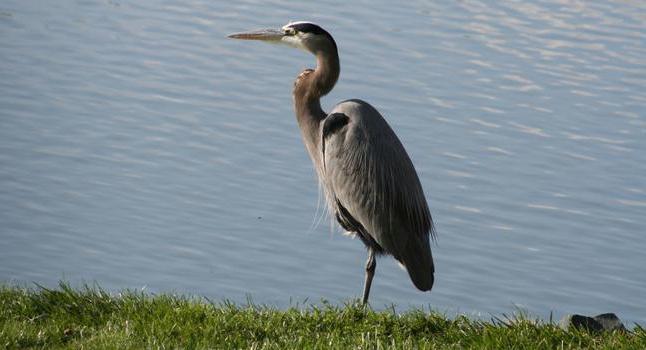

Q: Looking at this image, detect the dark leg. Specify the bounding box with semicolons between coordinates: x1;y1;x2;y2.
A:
361;247;376;306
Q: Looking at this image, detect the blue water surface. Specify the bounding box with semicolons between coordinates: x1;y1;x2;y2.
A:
1;0;645;325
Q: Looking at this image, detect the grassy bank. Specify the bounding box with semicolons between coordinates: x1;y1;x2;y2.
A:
1;283;643;349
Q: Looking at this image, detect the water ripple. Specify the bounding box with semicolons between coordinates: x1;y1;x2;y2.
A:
1;0;645;325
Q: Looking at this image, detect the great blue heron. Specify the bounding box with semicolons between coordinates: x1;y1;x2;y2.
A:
228;22;435;305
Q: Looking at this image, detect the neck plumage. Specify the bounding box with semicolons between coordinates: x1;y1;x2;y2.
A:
293;46;340;161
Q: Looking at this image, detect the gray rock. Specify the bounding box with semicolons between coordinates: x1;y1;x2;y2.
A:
593;313;626;332
560;313;625;332
560;314;603;332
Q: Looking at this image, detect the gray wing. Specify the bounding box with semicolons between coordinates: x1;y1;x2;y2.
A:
320;99;435;291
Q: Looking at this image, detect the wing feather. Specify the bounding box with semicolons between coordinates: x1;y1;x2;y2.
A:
321;99;435;290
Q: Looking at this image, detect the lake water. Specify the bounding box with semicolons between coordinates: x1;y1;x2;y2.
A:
1;1;645;325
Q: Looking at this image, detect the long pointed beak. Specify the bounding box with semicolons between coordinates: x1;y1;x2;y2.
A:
227;28;285;42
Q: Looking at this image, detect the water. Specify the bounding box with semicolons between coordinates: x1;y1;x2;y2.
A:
1;1;645;325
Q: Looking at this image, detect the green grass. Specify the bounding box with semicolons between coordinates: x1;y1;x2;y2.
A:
1;283;643;349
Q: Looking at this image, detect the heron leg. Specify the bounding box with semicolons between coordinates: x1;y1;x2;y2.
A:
361;247;376;306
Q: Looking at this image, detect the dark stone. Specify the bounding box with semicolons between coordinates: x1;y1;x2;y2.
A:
560;313;626;332
560;314;603;332
593;313;626;332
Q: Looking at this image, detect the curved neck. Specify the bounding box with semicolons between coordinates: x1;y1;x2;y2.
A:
312;48;340;99
293;45;340;157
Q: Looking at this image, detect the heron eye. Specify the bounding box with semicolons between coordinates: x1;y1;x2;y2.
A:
284;28;296;35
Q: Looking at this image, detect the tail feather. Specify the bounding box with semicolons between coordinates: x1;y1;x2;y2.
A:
400;234;434;291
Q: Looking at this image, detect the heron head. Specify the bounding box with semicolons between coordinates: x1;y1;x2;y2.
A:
228;21;337;55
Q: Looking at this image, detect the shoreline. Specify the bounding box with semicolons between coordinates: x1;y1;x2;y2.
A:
1;283;643;349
